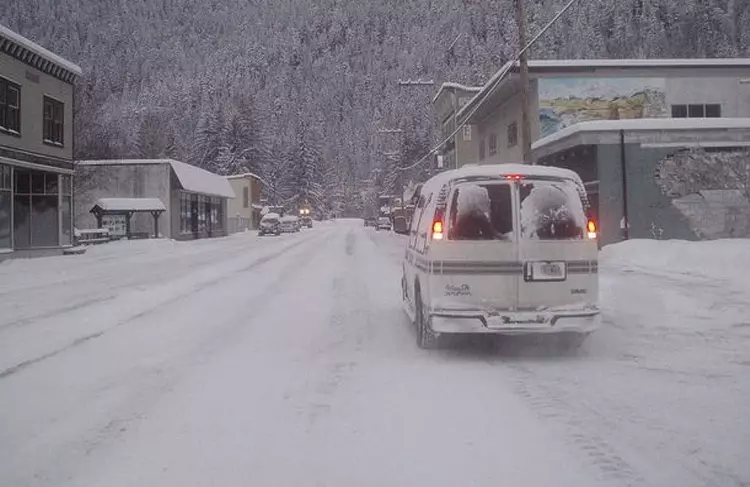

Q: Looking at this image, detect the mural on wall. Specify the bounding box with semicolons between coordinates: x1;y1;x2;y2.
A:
538;77;667;137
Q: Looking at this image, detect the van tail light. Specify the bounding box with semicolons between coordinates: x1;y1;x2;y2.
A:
505;174;523;180
587;219;597;240
432;220;444;240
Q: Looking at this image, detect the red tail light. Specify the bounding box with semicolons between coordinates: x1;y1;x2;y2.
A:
587;219;597;239
432;220;444;240
505;174;523;180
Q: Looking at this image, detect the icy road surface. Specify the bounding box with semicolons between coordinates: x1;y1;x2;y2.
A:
1;220;748;487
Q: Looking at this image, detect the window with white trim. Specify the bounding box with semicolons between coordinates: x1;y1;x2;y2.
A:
43;97;64;145
0;77;21;134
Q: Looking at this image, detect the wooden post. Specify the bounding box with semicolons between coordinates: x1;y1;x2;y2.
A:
516;0;533;164
152;211;160;238
125;211;132;239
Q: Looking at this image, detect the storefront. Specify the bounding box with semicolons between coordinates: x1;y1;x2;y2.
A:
0;162;73;256
178;192;224;238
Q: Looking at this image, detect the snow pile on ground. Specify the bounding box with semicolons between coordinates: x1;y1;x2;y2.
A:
600;238;750;290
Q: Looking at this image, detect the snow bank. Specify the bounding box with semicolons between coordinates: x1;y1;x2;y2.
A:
600;238;750;286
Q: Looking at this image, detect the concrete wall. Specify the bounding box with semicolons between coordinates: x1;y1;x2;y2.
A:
665;77;750;117
75;163;173;236
227;178;252;220
596;143;697;246
0;52;73;161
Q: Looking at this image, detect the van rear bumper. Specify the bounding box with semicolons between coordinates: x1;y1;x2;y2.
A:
429;308;600;336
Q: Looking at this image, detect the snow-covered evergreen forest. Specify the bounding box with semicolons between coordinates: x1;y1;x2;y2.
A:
3;0;749;212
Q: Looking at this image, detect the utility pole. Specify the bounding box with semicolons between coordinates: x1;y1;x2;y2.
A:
516;0;533;164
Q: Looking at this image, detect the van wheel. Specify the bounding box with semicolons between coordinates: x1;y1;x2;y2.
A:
415;289;439;349
558;332;587;352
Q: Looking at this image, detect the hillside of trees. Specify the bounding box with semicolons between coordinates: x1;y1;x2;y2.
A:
3;0;749;213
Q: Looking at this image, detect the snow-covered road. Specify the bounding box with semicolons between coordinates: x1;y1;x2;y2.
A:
1;221;748;487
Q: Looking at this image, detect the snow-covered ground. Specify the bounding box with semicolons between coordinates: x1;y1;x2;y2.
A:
0;221;748;487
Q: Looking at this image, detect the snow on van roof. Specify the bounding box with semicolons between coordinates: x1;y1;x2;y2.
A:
420;164;583;196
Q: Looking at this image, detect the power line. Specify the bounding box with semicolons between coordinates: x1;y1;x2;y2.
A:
397;0;584;172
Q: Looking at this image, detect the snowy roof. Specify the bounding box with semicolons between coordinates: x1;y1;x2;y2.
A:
0;24;82;77
532;118;750;150
420;164;584;197
77;159;235;199
431;82;483;103
170;159;235;199
227;172;263;181
92;198;167;212
457;58;750;121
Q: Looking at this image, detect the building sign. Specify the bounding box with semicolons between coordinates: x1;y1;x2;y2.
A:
102;214;126;236
462;125;472;141
538;77;667;138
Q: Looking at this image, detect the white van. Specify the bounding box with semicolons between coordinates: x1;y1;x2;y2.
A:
402;164;600;349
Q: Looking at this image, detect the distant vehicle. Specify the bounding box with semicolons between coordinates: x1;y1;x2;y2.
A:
402;164;600;349
258;213;281;236
300;216;313;228
364;217;377;227
376;216;392;231
280;215;300;233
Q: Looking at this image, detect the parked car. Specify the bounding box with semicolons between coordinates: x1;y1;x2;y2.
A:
364;217;377;227
300;216;313;228
280;215;300;233
258;213;281;236
402;164;600;349
376;216;392;231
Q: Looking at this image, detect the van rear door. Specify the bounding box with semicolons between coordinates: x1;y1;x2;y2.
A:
434;180;518;312
515;178;598;310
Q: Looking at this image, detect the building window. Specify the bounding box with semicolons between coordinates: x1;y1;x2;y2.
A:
672;104;721;118
507;122;518;148
488;133;498;156
0;164;11;249
705;104;721;118
43;97;64;145
479;137;486;160
13;169;59;249
0;77;21;134
688;104;705;118
671;105;688;118
243;187;249;208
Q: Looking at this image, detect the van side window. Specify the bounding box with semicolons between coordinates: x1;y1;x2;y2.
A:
448;183;513;240
519;181;586;240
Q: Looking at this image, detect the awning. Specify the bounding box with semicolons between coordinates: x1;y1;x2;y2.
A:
91;198;166;212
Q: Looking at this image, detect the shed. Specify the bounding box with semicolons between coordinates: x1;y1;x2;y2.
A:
90;198;167;239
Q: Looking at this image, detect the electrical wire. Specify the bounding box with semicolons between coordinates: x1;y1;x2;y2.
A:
397;0;585;172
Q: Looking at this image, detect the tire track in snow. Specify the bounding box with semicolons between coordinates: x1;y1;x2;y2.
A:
0;233;321;381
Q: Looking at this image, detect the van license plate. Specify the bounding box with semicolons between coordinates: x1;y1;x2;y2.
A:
526;261;567;281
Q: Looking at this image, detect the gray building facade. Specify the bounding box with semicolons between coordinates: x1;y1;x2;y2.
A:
76;159;235;240
0;24;82;259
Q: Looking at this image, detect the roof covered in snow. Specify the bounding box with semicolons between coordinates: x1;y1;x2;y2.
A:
77;159;236;199
0;24;82;77
227;172;264;182
91;198;167;212
431;82;483;104
420;163;584;198
532;118;750;150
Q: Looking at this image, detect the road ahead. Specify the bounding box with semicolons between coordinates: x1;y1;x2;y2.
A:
1;221;748;487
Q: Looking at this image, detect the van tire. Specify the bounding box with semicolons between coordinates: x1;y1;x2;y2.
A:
415;288;439;349
558;332;587;351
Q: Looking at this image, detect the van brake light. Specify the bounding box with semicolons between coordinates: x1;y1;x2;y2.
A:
432;220;444;240
587;219;597;239
505;174;523;180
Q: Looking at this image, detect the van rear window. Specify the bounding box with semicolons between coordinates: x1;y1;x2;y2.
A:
519;181;587;240
448;183;513;240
